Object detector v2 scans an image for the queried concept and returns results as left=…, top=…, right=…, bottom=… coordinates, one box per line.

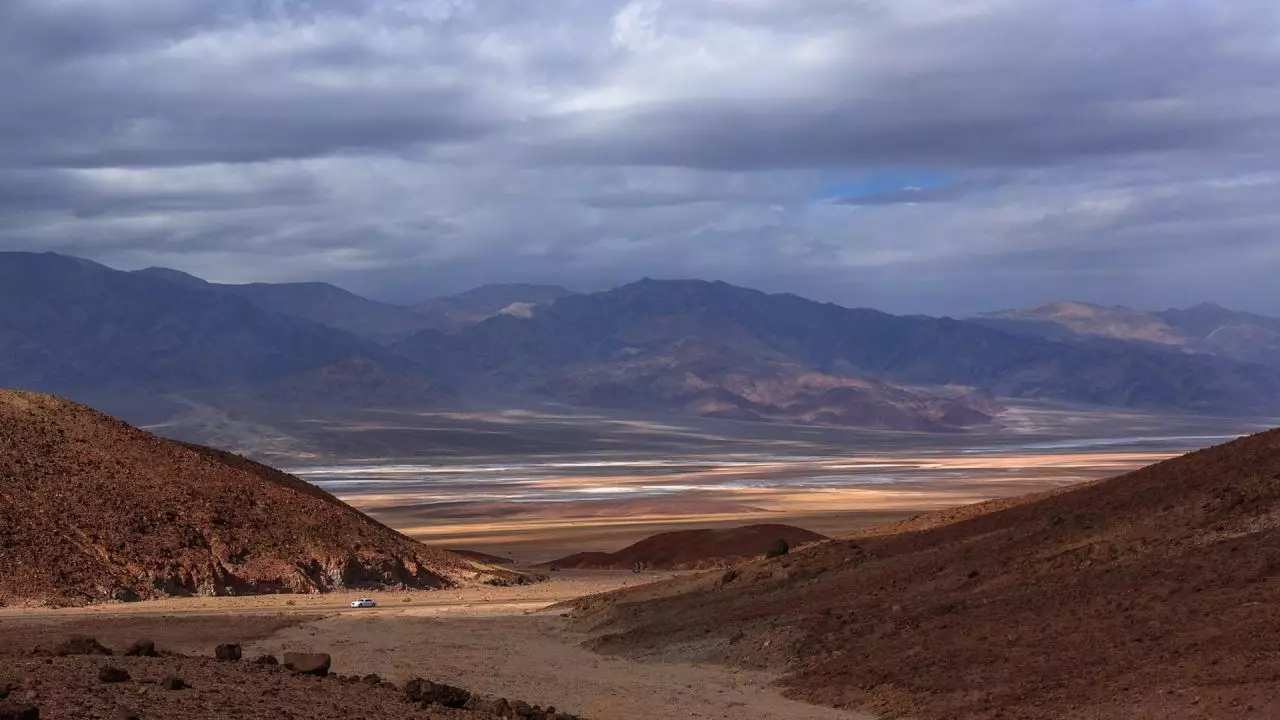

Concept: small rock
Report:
left=98, top=667, right=131, bottom=684
left=281, top=652, right=331, bottom=677
left=214, top=644, right=242, bottom=662
left=360, top=673, right=382, bottom=686
left=251, top=654, right=278, bottom=666
left=115, top=711, right=140, bottom=720
left=53, top=637, right=112, bottom=657
left=160, top=677, right=186, bottom=691
left=0, top=701, right=39, bottom=720
left=123, top=640, right=157, bottom=658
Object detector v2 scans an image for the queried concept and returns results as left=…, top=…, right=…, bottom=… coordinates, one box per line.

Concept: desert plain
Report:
left=5, top=400, right=1276, bottom=719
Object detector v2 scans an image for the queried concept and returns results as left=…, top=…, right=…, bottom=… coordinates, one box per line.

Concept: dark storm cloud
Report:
left=1, top=0, right=1279, bottom=314
left=0, top=0, right=510, bottom=170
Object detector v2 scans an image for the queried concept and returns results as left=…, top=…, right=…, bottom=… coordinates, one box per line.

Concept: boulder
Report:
left=0, top=702, right=39, bottom=720
left=53, top=637, right=111, bottom=657
left=214, top=644, right=242, bottom=662
left=122, top=640, right=157, bottom=657
left=281, top=652, right=331, bottom=677
left=404, top=678, right=471, bottom=709
left=97, top=666, right=130, bottom=684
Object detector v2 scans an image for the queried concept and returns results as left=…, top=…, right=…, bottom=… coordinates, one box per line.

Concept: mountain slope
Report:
left=0, top=252, right=443, bottom=409
left=1157, top=302, right=1280, bottom=366
left=133, top=267, right=433, bottom=341
left=971, top=300, right=1280, bottom=367
left=572, top=429, right=1280, bottom=719
left=412, top=283, right=578, bottom=332
left=0, top=390, right=513, bottom=606
left=970, top=301, right=1188, bottom=345
left=399, top=279, right=1280, bottom=420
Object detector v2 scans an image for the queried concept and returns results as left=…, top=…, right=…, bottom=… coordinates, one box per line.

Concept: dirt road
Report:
left=249, top=610, right=873, bottom=720
left=0, top=571, right=874, bottom=720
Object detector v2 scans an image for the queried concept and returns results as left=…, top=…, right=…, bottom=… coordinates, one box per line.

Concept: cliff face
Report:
left=0, top=390, right=513, bottom=607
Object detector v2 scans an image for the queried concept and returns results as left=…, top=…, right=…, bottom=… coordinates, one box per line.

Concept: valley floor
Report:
left=0, top=571, right=871, bottom=720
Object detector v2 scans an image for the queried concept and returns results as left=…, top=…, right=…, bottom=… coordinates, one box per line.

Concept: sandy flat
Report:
left=334, top=449, right=1181, bottom=561
left=249, top=611, right=873, bottom=720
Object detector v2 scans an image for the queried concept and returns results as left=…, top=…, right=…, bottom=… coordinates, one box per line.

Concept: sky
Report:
left=3, top=0, right=1279, bottom=314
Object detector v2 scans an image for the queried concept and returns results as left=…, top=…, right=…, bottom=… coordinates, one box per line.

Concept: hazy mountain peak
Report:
left=451, top=283, right=576, bottom=301
left=132, top=266, right=212, bottom=288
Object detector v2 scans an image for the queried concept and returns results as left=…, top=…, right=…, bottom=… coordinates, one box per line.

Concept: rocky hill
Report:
left=0, top=390, right=513, bottom=607
left=572, top=429, right=1280, bottom=719
left=543, top=524, right=827, bottom=570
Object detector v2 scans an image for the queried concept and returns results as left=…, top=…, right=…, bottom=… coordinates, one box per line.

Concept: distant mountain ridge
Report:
left=396, top=279, right=1280, bottom=420
left=970, top=300, right=1280, bottom=367
left=131, top=267, right=574, bottom=340
left=411, top=283, right=579, bottom=332
left=5, top=252, right=1280, bottom=437
left=0, top=252, right=438, bottom=410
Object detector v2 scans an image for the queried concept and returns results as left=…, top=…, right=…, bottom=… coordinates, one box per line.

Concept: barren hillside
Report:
left=544, top=524, right=827, bottom=570
left=0, top=391, right=513, bottom=607
left=573, top=429, right=1280, bottom=719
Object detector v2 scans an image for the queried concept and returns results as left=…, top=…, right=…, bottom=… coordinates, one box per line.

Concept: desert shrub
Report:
left=765, top=539, right=791, bottom=559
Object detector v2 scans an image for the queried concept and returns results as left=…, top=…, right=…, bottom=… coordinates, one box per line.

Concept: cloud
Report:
left=2, top=0, right=1279, bottom=313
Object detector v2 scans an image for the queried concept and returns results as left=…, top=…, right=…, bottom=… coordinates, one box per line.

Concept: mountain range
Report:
left=3, top=251, right=1280, bottom=437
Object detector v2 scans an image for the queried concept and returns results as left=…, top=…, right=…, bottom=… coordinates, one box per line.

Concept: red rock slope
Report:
left=543, top=524, right=827, bottom=570
left=0, top=390, right=512, bottom=607
left=574, top=429, right=1280, bottom=719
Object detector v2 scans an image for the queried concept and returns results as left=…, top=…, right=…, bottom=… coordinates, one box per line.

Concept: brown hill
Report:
left=543, top=524, right=828, bottom=571
left=572, top=429, right=1280, bottom=719
left=0, top=391, right=513, bottom=607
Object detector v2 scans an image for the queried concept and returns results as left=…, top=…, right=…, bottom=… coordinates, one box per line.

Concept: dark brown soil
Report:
left=0, top=391, right=515, bottom=607
left=0, top=651, right=560, bottom=719
left=542, top=524, right=827, bottom=570
left=0, top=615, right=318, bottom=659
left=572, top=429, right=1280, bottom=719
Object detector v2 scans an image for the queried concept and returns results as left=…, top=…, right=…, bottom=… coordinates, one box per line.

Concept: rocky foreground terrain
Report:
left=0, top=635, right=579, bottom=719
left=0, top=390, right=516, bottom=607
left=571, top=429, right=1280, bottom=719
